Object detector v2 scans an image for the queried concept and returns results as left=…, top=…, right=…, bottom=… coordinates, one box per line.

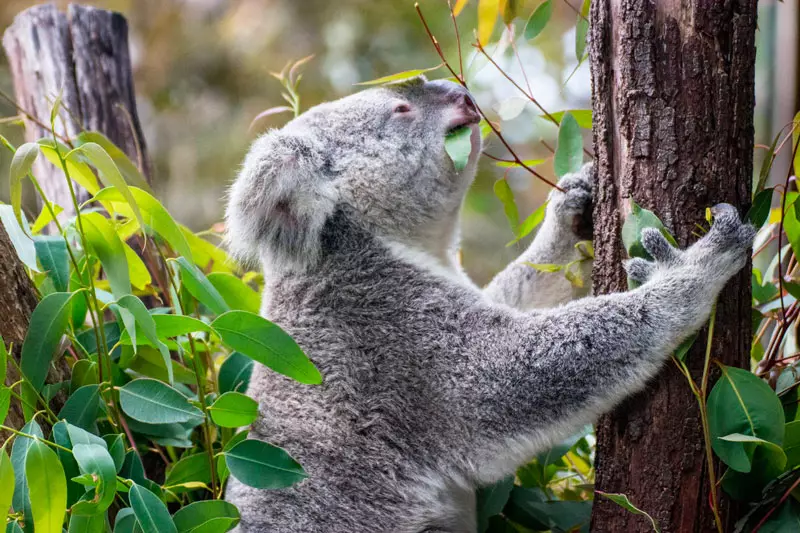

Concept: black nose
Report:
left=425, top=79, right=477, bottom=109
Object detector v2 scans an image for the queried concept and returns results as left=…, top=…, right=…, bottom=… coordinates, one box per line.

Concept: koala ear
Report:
left=225, top=130, right=338, bottom=270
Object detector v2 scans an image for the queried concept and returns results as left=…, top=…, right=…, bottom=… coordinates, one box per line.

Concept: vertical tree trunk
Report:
left=2, top=3, right=151, bottom=214
left=589, top=1, right=757, bottom=532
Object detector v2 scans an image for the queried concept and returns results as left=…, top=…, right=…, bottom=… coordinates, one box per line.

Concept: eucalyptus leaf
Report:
left=523, top=0, right=552, bottom=41
left=119, top=379, right=204, bottom=424
left=444, top=126, right=473, bottom=172
left=25, top=438, right=67, bottom=533
left=225, top=439, right=307, bottom=489
left=171, top=500, right=240, bottom=533
left=129, top=483, right=177, bottom=533
left=209, top=392, right=259, bottom=428
left=553, top=112, right=583, bottom=177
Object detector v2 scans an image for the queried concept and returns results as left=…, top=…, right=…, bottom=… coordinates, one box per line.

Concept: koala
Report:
left=224, top=77, right=753, bottom=533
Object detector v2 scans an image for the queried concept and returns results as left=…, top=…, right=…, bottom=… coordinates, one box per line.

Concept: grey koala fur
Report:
left=224, top=77, right=754, bottom=532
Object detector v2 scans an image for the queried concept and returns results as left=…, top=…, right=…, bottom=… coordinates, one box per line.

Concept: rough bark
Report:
left=0, top=223, right=66, bottom=436
left=2, top=3, right=151, bottom=214
left=589, top=1, right=757, bottom=532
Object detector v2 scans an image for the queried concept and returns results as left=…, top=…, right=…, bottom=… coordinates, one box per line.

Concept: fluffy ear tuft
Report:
left=225, top=131, right=337, bottom=271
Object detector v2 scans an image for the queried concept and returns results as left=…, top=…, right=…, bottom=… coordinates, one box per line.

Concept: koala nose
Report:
left=426, top=79, right=472, bottom=104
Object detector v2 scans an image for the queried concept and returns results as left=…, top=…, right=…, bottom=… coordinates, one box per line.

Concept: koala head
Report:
left=225, top=77, right=482, bottom=271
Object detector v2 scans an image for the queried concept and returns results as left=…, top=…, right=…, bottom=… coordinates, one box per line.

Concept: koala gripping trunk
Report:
left=588, top=1, right=757, bottom=532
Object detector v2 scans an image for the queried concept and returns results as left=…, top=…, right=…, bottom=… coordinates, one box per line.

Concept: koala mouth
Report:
left=446, top=94, right=481, bottom=135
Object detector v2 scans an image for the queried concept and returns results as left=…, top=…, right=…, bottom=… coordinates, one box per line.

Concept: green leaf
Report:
left=0, top=335, right=7, bottom=383
left=38, top=139, right=101, bottom=196
left=70, top=359, right=99, bottom=393
left=508, top=202, right=547, bottom=245
left=82, top=212, right=131, bottom=298
left=354, top=65, right=442, bottom=86
left=0, top=205, right=38, bottom=271
left=0, top=387, right=9, bottom=426
left=176, top=257, right=229, bottom=315
left=67, top=142, right=146, bottom=231
left=58, top=384, right=101, bottom=432
left=34, top=237, right=70, bottom=293
left=476, top=476, right=514, bottom=532
left=68, top=512, right=107, bottom=533
left=181, top=226, right=233, bottom=273
left=756, top=131, right=781, bottom=195
left=759, top=500, right=800, bottom=533
left=207, top=273, right=261, bottom=314
left=103, top=434, right=126, bottom=474
left=11, top=420, right=42, bottom=521
left=596, top=492, right=661, bottom=533
left=212, top=310, right=322, bottom=385
left=444, top=126, right=473, bottom=172
left=546, top=110, right=592, bottom=129
left=218, top=352, right=254, bottom=394
left=172, top=500, right=240, bottom=533
left=477, top=0, right=499, bottom=44
left=124, top=242, right=152, bottom=291
left=621, top=199, right=678, bottom=260
left=209, top=392, right=259, bottom=428
left=493, top=179, right=519, bottom=234
left=21, top=291, right=81, bottom=391
left=783, top=420, right=800, bottom=469
left=747, top=188, right=773, bottom=229
left=574, top=9, right=589, bottom=60
left=523, top=0, right=552, bottom=41
left=224, top=439, right=307, bottom=489
left=76, top=131, right=153, bottom=194
left=129, top=483, right=177, bottom=533
left=25, top=438, right=67, bottom=533
left=115, top=295, right=173, bottom=385
left=708, top=365, right=785, bottom=473
left=31, top=203, right=64, bottom=235
left=113, top=508, right=137, bottom=533
left=494, top=158, right=546, bottom=169
left=793, top=111, right=800, bottom=179
left=94, top=187, right=193, bottom=261
left=164, top=454, right=212, bottom=492
left=9, top=142, right=39, bottom=231
left=52, top=421, right=84, bottom=507
left=119, top=378, right=204, bottom=424
left=553, top=112, right=583, bottom=177
left=70, top=443, right=116, bottom=514
left=125, top=346, right=196, bottom=385
left=0, top=446, right=14, bottom=529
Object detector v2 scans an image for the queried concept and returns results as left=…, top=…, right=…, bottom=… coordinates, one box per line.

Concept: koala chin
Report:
left=224, top=77, right=753, bottom=532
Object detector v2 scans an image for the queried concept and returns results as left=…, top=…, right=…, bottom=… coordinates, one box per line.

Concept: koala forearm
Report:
left=482, top=222, right=588, bottom=309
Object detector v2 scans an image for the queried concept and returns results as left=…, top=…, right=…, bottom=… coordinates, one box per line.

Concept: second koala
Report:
left=225, top=77, right=753, bottom=532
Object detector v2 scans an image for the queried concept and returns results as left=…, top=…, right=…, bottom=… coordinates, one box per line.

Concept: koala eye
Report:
left=393, top=103, right=412, bottom=114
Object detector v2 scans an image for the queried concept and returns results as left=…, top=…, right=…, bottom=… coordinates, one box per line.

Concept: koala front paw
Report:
left=548, top=163, right=593, bottom=240
left=624, top=203, right=755, bottom=286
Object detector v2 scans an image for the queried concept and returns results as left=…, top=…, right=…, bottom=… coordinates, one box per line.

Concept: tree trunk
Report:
left=589, top=1, right=757, bottom=532
left=0, top=224, right=65, bottom=436
left=2, top=3, right=151, bottom=215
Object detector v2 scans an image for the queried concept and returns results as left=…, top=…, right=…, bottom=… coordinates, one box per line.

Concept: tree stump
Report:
left=2, top=3, right=151, bottom=214
left=588, top=1, right=757, bottom=532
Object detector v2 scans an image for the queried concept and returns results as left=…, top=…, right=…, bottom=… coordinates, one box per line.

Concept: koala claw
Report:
left=624, top=203, right=754, bottom=286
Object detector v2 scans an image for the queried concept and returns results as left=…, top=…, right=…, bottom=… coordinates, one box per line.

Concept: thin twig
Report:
left=415, top=3, right=563, bottom=191
left=0, top=88, right=72, bottom=144
left=752, top=474, right=800, bottom=532
left=446, top=0, right=465, bottom=81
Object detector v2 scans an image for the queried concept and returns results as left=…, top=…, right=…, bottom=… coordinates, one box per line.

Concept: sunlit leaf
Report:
left=553, top=112, right=583, bottom=177
left=477, top=0, right=500, bottom=44
left=68, top=512, right=106, bottom=533
left=119, top=378, right=204, bottom=424
left=212, top=310, right=322, bottom=385
left=224, top=439, right=307, bottom=489
left=453, top=0, right=469, bottom=16
left=94, top=186, right=193, bottom=261
left=508, top=202, right=547, bottom=245
left=38, top=139, right=102, bottom=196
left=494, top=158, right=546, bottom=169
left=115, top=295, right=173, bottom=384
left=546, top=110, right=592, bottom=129
left=76, top=131, right=153, bottom=194
left=793, top=111, right=800, bottom=179
left=26, top=438, right=67, bottom=533
left=574, top=1, right=590, bottom=60
left=124, top=241, right=152, bottom=291
left=523, top=0, right=552, bottom=41
left=355, top=65, right=442, bottom=86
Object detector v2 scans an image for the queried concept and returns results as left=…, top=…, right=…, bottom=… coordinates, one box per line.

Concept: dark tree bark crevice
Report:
left=589, top=1, right=757, bottom=532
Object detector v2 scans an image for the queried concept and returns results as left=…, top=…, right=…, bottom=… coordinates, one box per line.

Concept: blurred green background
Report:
left=0, top=0, right=796, bottom=283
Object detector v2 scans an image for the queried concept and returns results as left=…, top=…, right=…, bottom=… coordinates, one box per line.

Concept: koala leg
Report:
left=460, top=204, right=753, bottom=481
left=483, top=164, right=593, bottom=310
